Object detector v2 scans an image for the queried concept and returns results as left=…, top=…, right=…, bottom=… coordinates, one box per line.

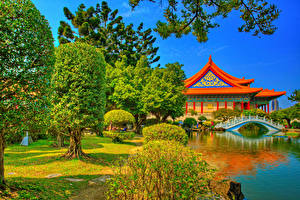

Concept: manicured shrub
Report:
left=198, top=115, right=207, bottom=122
left=103, top=131, right=135, bottom=143
left=107, top=140, right=215, bottom=200
left=183, top=117, right=197, bottom=128
left=104, top=110, right=135, bottom=129
left=189, top=109, right=197, bottom=116
left=291, top=121, right=300, bottom=129
left=213, top=108, right=241, bottom=122
left=143, top=123, right=188, bottom=145
left=243, top=109, right=266, bottom=117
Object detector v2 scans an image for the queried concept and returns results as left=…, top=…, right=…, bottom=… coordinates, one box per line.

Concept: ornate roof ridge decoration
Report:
left=184, top=56, right=285, bottom=98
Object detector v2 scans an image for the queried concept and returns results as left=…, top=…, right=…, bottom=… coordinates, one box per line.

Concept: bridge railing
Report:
left=215, top=115, right=283, bottom=130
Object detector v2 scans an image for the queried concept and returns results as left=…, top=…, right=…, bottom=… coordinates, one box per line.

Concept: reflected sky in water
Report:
left=188, top=132, right=300, bottom=200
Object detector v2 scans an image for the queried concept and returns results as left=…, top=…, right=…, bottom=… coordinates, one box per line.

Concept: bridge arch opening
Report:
left=238, top=122, right=269, bottom=138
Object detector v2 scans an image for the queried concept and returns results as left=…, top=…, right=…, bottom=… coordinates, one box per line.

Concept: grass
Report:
left=2, top=135, right=143, bottom=200
left=285, top=132, right=300, bottom=137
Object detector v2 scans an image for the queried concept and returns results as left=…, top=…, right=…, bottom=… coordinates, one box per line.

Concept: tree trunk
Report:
left=0, top=129, right=5, bottom=189
left=134, top=114, right=146, bottom=135
left=57, top=133, right=64, bottom=148
left=62, top=129, right=87, bottom=159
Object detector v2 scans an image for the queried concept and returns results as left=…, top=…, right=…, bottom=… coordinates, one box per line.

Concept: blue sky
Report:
left=32, top=0, right=300, bottom=108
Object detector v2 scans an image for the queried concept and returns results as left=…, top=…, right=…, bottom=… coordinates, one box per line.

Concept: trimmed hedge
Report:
left=143, top=123, right=188, bottom=145
left=107, top=140, right=215, bottom=199
left=103, top=131, right=135, bottom=143
left=104, top=110, right=135, bottom=128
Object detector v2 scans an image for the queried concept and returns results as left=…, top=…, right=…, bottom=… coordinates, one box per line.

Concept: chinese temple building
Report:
left=183, top=56, right=286, bottom=118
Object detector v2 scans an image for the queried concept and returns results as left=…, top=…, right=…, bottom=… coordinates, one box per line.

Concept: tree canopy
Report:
left=51, top=42, right=106, bottom=159
left=142, top=62, right=187, bottom=121
left=58, top=1, right=159, bottom=66
left=288, top=89, right=300, bottom=103
left=213, top=108, right=241, bottom=122
left=129, top=0, right=280, bottom=42
left=270, top=104, right=300, bottom=128
left=0, top=0, right=55, bottom=187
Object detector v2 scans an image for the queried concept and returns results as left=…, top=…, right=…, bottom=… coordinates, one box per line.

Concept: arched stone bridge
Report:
left=215, top=115, right=284, bottom=131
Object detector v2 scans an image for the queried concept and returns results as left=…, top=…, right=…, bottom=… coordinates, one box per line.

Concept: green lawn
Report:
left=2, top=135, right=143, bottom=200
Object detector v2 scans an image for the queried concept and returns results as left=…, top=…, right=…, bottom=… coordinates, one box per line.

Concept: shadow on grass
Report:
left=4, top=174, right=111, bottom=200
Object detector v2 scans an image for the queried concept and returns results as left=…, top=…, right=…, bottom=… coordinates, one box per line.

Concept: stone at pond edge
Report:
left=88, top=175, right=111, bottom=185
left=65, top=178, right=84, bottom=182
left=45, top=173, right=62, bottom=178
left=210, top=180, right=245, bottom=200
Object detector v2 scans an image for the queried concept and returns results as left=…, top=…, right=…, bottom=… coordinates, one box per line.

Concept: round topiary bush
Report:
left=183, top=117, right=197, bottom=128
left=142, top=123, right=188, bottom=145
left=104, top=110, right=135, bottom=129
left=107, top=140, right=215, bottom=200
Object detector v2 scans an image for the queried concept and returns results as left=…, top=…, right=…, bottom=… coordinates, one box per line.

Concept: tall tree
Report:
left=270, top=104, right=300, bottom=128
left=58, top=1, right=159, bottom=66
left=0, top=0, right=55, bottom=188
left=142, top=63, right=187, bottom=121
left=51, top=43, right=106, bottom=159
left=108, top=56, right=151, bottom=133
left=129, top=0, right=280, bottom=42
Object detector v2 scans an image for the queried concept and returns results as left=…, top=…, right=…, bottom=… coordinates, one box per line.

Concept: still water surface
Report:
left=188, top=131, right=300, bottom=200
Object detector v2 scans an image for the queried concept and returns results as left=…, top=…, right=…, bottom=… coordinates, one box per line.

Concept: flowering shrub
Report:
left=143, top=123, right=188, bottom=145
left=106, top=140, right=215, bottom=200
left=103, top=131, right=135, bottom=143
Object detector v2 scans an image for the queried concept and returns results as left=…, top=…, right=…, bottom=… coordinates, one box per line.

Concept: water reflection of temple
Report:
left=188, top=132, right=300, bottom=177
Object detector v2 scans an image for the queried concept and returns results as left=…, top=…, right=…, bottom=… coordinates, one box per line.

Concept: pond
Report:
left=188, top=131, right=300, bottom=200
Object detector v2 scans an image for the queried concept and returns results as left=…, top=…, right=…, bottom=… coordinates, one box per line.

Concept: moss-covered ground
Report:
left=1, top=135, right=143, bottom=200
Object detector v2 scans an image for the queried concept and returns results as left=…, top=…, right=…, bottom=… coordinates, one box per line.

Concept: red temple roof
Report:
left=255, top=89, right=286, bottom=98
left=184, top=56, right=285, bottom=98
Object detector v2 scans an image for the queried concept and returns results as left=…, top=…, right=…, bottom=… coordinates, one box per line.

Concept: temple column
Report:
left=201, top=102, right=203, bottom=114
left=217, top=101, right=219, bottom=111
left=256, top=104, right=258, bottom=109
left=225, top=101, right=227, bottom=109
left=248, top=101, right=250, bottom=110
left=241, top=101, right=244, bottom=111
left=233, top=101, right=235, bottom=110
left=186, top=102, right=188, bottom=115
left=264, top=104, right=266, bottom=112
left=267, top=103, right=270, bottom=114
left=193, top=102, right=195, bottom=111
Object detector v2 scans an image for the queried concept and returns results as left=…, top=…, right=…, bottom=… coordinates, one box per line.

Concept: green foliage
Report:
left=213, top=108, right=241, bottom=122
left=189, top=109, right=197, bottom=116
left=270, top=104, right=300, bottom=128
left=58, top=1, right=159, bottom=66
left=104, top=110, right=135, bottom=128
left=243, top=108, right=266, bottom=117
left=0, top=0, right=55, bottom=135
left=130, top=0, right=280, bottom=42
left=183, top=117, right=197, bottom=128
left=143, top=118, right=160, bottom=127
left=288, top=89, right=300, bottom=102
left=107, top=56, right=151, bottom=133
left=103, top=131, right=135, bottom=143
left=51, top=42, right=106, bottom=131
left=198, top=115, right=207, bottom=122
left=143, top=123, right=188, bottom=145
left=107, top=140, right=215, bottom=199
left=142, top=62, right=187, bottom=121
left=291, top=121, right=300, bottom=129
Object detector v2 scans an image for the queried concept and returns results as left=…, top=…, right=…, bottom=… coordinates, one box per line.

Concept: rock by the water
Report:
left=210, top=180, right=244, bottom=200
left=46, top=173, right=62, bottom=178
left=89, top=175, right=111, bottom=184
left=65, top=178, right=84, bottom=182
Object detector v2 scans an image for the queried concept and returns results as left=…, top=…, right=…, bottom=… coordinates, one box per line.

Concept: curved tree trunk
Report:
left=0, top=129, right=5, bottom=189
left=62, top=129, right=88, bottom=159
left=57, top=133, right=64, bottom=148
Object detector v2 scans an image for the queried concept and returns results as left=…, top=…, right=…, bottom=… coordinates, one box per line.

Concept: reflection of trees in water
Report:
left=238, top=123, right=268, bottom=138
left=188, top=132, right=300, bottom=177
